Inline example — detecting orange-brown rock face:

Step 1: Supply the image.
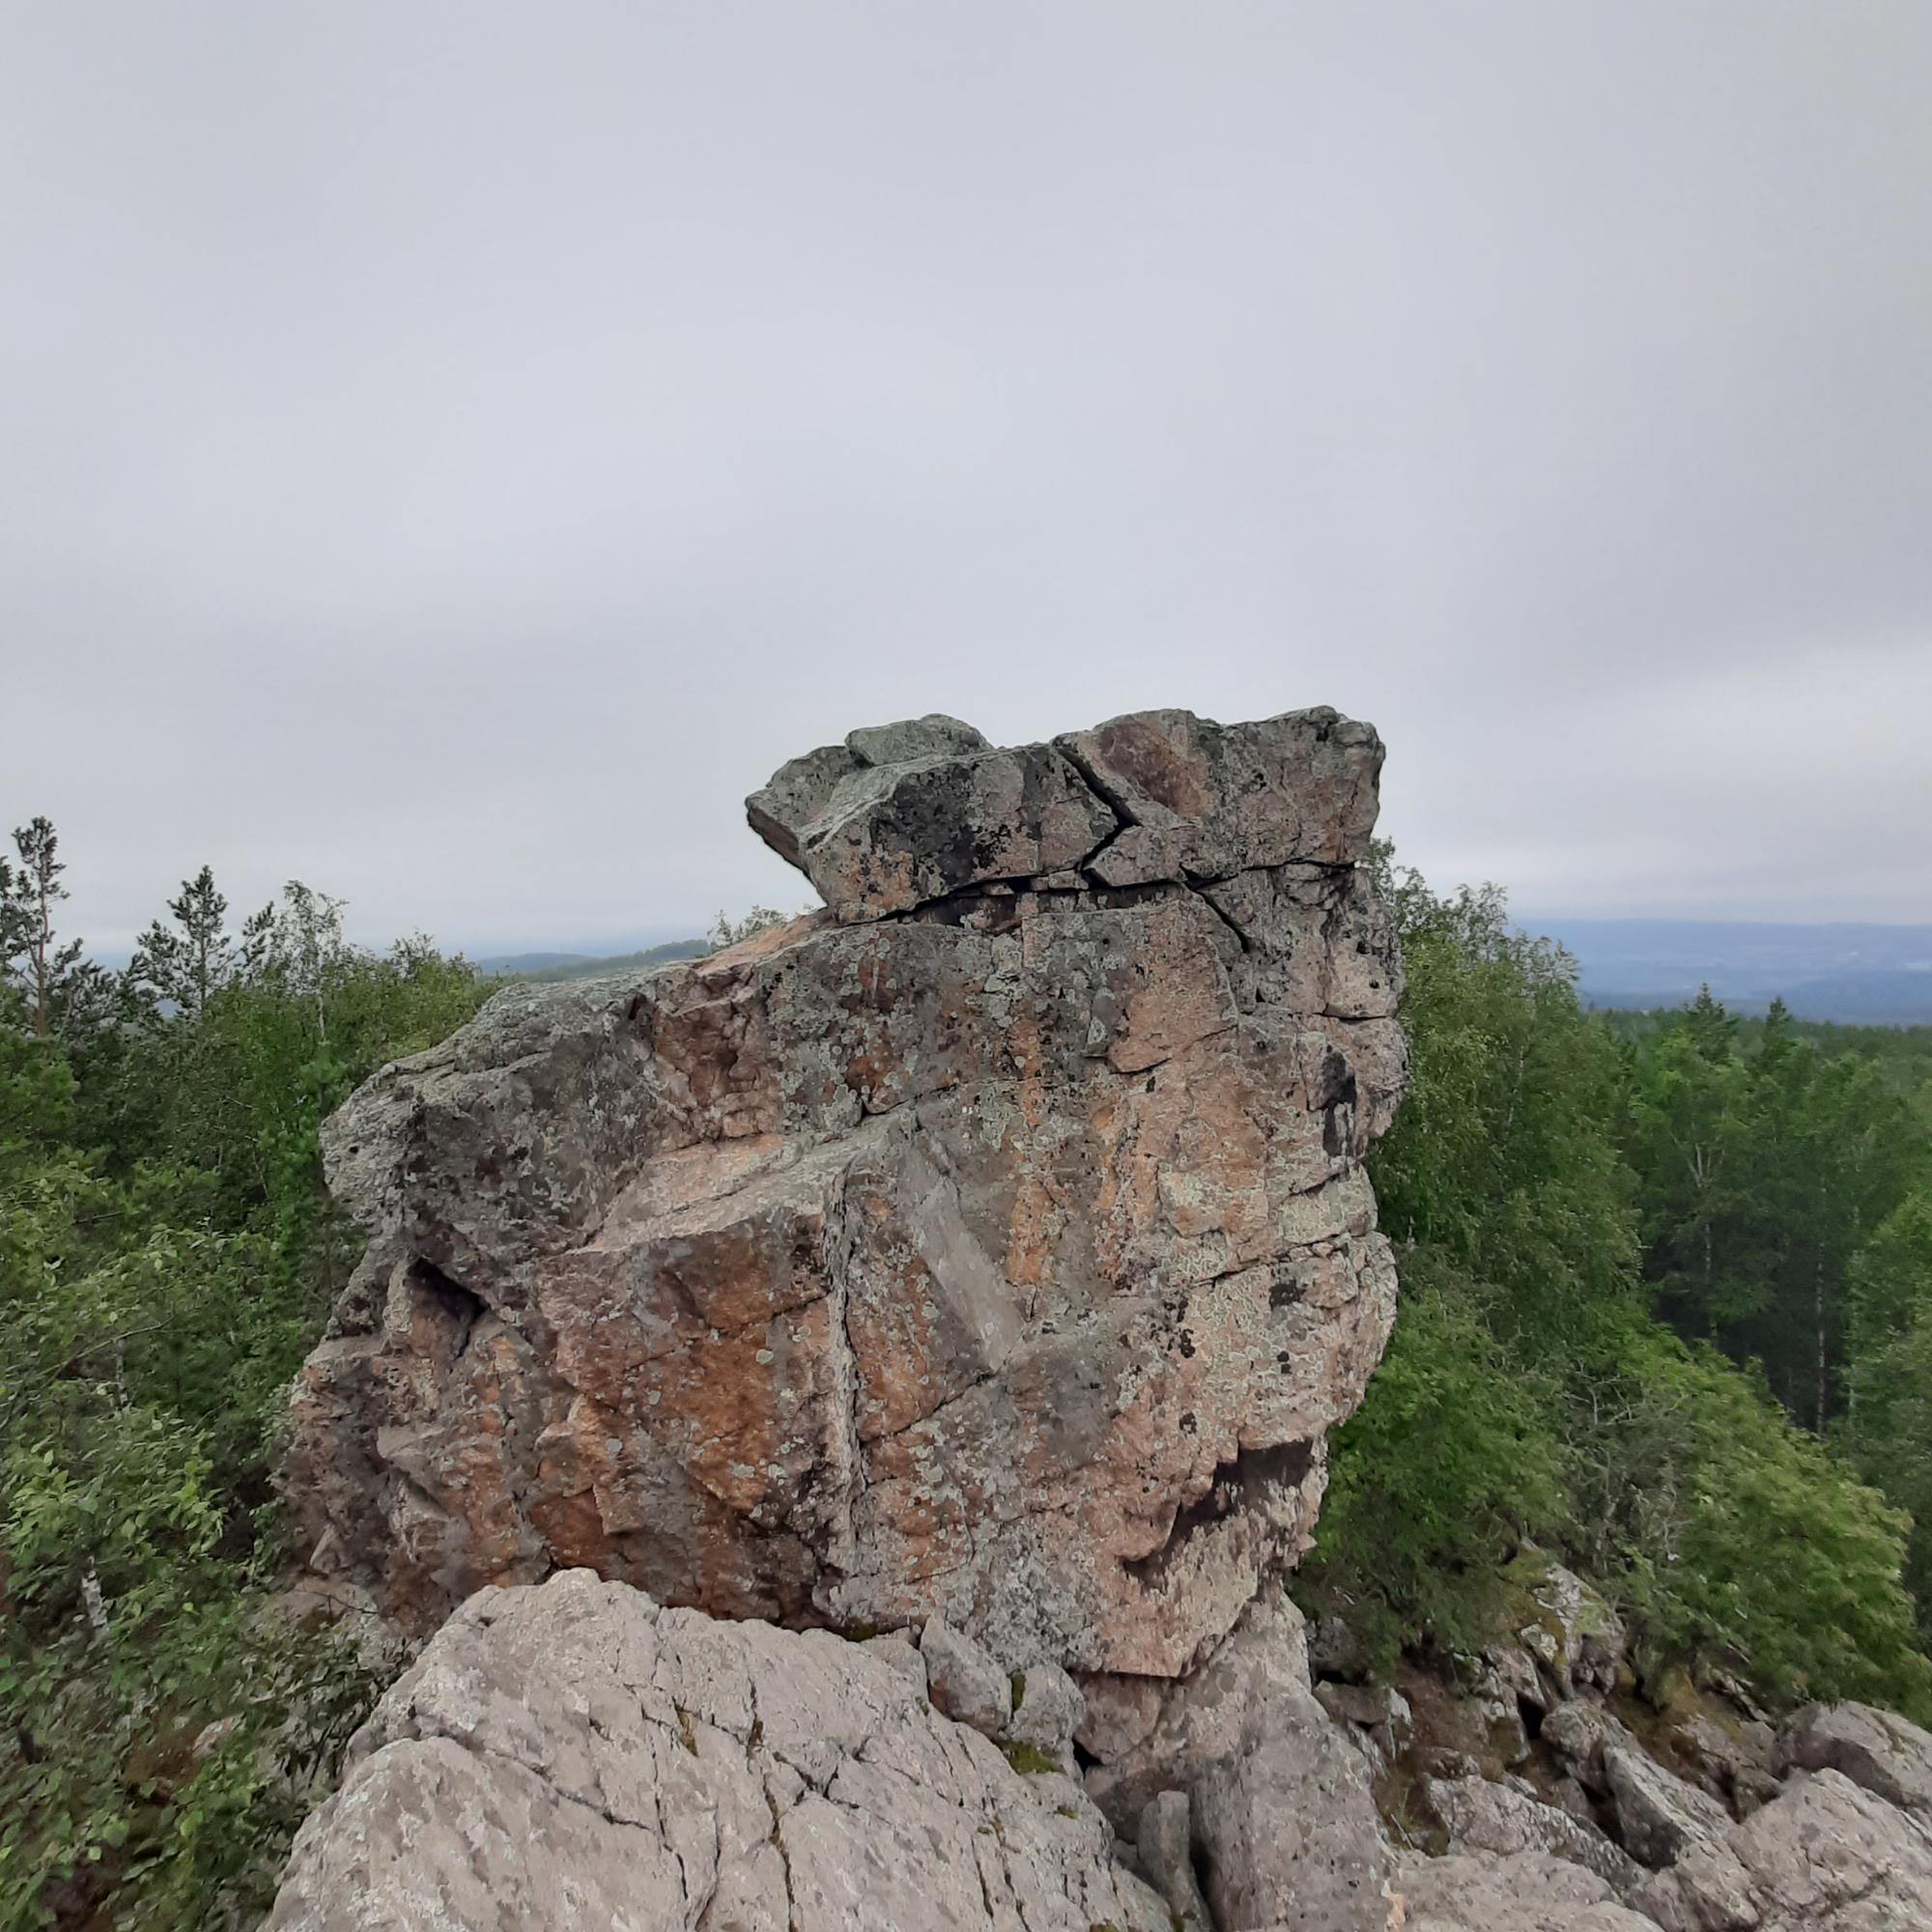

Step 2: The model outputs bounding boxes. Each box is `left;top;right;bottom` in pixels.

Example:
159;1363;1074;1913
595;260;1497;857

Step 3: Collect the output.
286;707;1407;1677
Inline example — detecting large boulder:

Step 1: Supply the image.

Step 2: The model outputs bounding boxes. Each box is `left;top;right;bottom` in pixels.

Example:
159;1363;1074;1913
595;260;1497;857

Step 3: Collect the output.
1417;1772;1643;1898
1636;1766;1932;1931
284;706;1406;1680
1082;1592;1393;1930
749;730;1117;922
266;1570;1173;1932
1604;1740;1739;1869
1502;1547;1627;1698
1724;1767;1932;1929
1776;1700;1932;1819
1391;1852;1657;1932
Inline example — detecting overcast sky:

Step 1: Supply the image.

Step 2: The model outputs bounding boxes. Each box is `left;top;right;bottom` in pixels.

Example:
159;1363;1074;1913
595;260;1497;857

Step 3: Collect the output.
3;3;1928;957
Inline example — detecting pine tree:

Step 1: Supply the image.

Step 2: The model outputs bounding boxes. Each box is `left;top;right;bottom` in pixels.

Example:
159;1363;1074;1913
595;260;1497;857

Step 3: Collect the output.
0;816;106;1040
131;866;233;1018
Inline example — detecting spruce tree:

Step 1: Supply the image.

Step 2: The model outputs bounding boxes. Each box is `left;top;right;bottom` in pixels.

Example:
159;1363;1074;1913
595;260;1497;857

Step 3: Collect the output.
131;866;233;1018
0;816;98;1039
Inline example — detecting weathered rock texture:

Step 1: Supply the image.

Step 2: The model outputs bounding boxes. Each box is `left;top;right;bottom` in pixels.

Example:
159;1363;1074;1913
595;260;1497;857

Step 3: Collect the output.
1633;1767;1932;1931
1344;1597;1932;1932
267;1569;1173;1932
1391;1853;1656;1932
1776;1698;1932;1818
1417;1773;1643;1899
286;706;1406;1679
1081;1591;1393;1930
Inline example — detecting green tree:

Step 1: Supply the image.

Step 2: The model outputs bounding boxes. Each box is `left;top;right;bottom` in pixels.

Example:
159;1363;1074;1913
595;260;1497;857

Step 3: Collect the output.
1625;987;1755;1337
0;819;112;1045
1314;1250;1565;1666
0;843;490;1927
130;866;234;1021
1626;993;1923;1429
1843;1194;1932;1647
707;903;801;948
1848;1193;1932;1365
1313;862;1932;1719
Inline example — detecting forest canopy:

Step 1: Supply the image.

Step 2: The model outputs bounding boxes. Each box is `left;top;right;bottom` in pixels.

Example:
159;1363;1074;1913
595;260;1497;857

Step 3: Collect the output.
1313;857;1932;1718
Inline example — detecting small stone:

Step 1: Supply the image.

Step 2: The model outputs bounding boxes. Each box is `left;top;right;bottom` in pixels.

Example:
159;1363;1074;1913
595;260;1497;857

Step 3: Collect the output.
1001;1660;1085;1765
1135;1790;1211;1931
1309;1613;1367;1683
1543;1702;1614;1792
1314;1679;1400;1730
922;1615;1012;1737
861;1632;926;1686
191;1716;242;1760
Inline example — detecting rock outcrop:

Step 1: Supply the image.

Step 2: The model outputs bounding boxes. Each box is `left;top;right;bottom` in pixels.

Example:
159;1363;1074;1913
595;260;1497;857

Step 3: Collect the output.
1081;1591;1394;1931
1356;1635;1932;1932
267;1569;1173;1932
1503;1548;1628;1700
267;702;1932;1932
1634;1766;1932;1930
285;705;1406;1681
1417;1772;1643;1899
1776;1698;1932;1818
1390;1852;1657;1932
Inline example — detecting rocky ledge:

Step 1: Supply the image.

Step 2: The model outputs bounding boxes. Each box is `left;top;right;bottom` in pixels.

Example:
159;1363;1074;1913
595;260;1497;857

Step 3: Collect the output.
270;1563;1932;1931
285;706;1407;1680
268;1569;1176;1932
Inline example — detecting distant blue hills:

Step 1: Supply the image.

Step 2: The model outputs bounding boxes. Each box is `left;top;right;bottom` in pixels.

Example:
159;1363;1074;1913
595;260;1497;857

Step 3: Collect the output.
1526;919;1932;1026
473;938;707;982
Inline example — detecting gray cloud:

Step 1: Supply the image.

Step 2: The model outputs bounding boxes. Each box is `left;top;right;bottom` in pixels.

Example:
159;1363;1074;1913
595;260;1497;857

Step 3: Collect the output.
4;1;1927;954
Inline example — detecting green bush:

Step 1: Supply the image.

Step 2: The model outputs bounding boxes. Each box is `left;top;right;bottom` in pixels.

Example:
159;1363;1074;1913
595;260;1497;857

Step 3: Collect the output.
1312;1249;1566;1668
1;840;491;1928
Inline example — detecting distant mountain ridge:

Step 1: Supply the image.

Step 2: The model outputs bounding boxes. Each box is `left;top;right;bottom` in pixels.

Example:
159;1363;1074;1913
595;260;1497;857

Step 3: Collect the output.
1528;917;1932;1024
475;938;706;981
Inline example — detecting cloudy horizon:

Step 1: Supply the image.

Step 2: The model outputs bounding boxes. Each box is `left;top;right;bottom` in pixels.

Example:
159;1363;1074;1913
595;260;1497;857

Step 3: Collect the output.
4;3;1928;959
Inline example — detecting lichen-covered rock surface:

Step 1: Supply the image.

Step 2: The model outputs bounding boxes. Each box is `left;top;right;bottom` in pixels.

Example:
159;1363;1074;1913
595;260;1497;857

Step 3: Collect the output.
286;705;1406;1678
266;1569;1173;1932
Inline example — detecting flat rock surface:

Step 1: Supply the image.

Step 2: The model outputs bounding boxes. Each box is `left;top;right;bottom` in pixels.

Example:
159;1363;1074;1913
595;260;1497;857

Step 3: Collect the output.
1729;1767;1932;1930
285;707;1406;1680
1391;1852;1656;1931
266;1570;1173;1932
1419;1772;1643;1897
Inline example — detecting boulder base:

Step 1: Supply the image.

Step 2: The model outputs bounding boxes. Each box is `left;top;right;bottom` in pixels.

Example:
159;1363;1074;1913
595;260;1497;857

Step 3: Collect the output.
266;1571;1172;1932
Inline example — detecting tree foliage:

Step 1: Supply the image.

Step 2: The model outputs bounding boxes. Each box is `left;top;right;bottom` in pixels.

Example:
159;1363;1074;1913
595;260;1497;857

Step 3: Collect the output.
1842;1194;1932;1649
0;830;489;1929
1313;860;1932;1719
